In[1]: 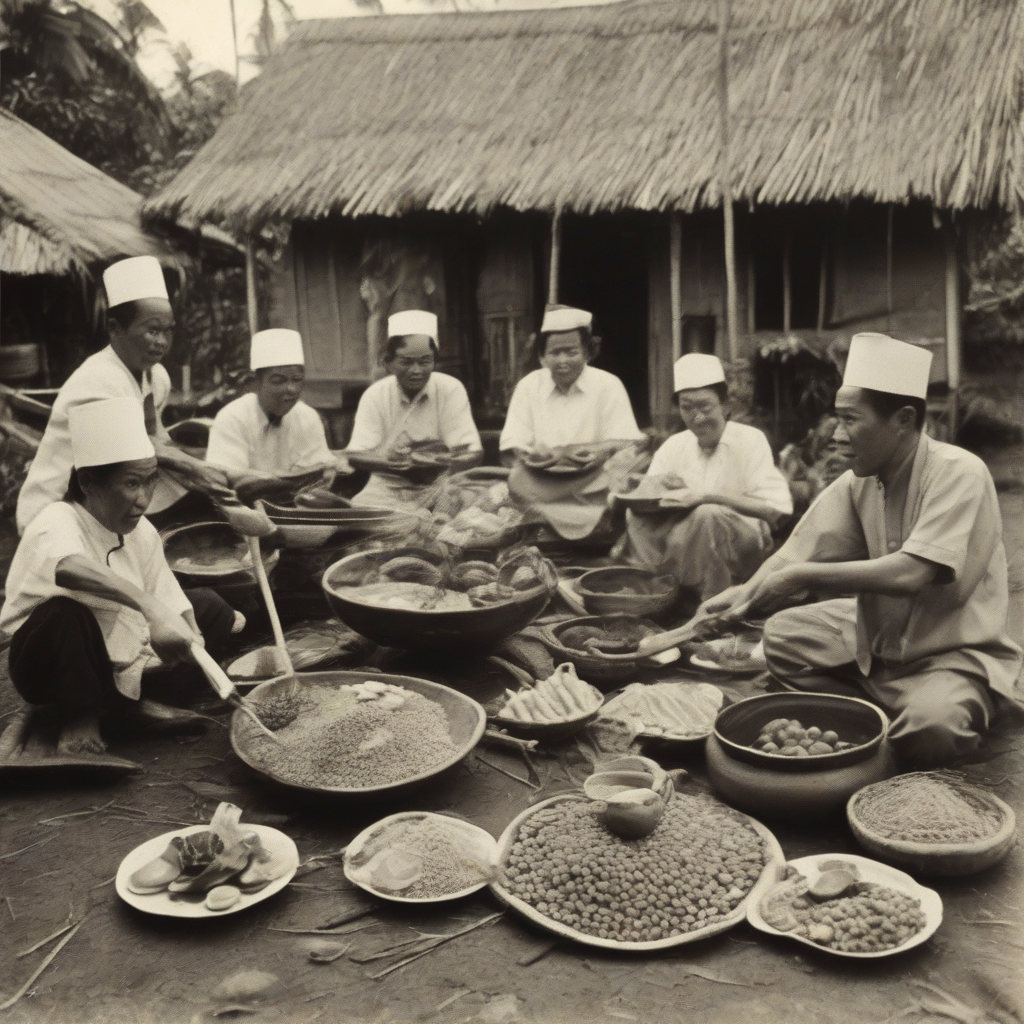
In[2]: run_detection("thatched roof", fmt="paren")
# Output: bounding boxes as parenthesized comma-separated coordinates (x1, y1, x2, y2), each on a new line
(0, 109, 178, 277)
(146, 0, 1024, 229)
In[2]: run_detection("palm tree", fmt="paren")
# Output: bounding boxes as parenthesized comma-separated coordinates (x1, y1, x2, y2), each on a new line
(0, 0, 169, 129)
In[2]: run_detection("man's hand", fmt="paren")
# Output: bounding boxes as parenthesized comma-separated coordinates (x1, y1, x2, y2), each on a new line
(182, 460, 236, 502)
(659, 487, 703, 510)
(697, 583, 750, 621)
(145, 605, 196, 666)
(334, 453, 355, 476)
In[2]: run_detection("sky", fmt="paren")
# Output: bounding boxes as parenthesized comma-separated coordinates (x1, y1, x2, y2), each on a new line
(84, 0, 619, 92)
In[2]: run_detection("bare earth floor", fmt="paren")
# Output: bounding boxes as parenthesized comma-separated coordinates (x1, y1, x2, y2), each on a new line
(1, 449, 1023, 1024)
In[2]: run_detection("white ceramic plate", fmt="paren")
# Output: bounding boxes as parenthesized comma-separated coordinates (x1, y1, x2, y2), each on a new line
(490, 794, 785, 951)
(344, 811, 498, 903)
(115, 824, 298, 919)
(746, 852, 943, 958)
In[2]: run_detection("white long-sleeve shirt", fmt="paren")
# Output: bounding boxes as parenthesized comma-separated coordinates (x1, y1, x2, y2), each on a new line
(206, 394, 332, 474)
(499, 366, 643, 451)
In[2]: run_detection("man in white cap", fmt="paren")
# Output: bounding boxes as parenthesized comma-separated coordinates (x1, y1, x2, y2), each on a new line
(620, 353, 792, 599)
(703, 333, 1022, 766)
(498, 305, 647, 542)
(1, 398, 242, 756)
(345, 309, 482, 509)
(16, 255, 234, 534)
(206, 329, 337, 488)
(500, 305, 643, 458)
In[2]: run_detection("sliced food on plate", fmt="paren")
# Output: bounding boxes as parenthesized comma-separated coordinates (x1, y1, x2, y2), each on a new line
(598, 681, 724, 740)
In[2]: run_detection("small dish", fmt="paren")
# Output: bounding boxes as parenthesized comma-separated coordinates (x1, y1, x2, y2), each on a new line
(344, 812, 497, 903)
(747, 853, 943, 959)
(115, 824, 298, 918)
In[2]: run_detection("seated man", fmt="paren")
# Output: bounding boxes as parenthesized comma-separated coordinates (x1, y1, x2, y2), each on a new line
(500, 305, 647, 541)
(0, 398, 241, 756)
(346, 310, 482, 510)
(621, 353, 792, 599)
(702, 333, 1022, 766)
(206, 329, 338, 488)
(16, 256, 234, 534)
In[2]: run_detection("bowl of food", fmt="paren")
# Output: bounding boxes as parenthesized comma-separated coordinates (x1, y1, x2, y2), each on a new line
(491, 792, 785, 950)
(161, 521, 280, 589)
(597, 681, 725, 746)
(847, 773, 1017, 876)
(490, 663, 604, 741)
(540, 614, 680, 684)
(343, 812, 498, 903)
(576, 568, 679, 618)
(230, 671, 487, 798)
(321, 549, 551, 654)
(706, 693, 896, 819)
(748, 853, 942, 958)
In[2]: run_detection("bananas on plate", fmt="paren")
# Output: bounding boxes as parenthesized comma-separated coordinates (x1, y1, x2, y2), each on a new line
(497, 663, 602, 724)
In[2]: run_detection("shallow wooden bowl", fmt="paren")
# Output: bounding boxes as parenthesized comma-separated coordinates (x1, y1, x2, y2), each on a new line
(161, 520, 280, 584)
(847, 776, 1017, 876)
(321, 550, 550, 654)
(576, 567, 679, 617)
(230, 670, 486, 797)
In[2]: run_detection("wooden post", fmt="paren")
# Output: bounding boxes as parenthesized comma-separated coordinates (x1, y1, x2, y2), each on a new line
(782, 231, 792, 333)
(717, 0, 740, 361)
(670, 212, 683, 361)
(228, 0, 240, 87)
(944, 220, 961, 431)
(548, 208, 562, 305)
(245, 237, 259, 337)
(886, 203, 894, 332)
(816, 238, 827, 333)
(746, 249, 756, 336)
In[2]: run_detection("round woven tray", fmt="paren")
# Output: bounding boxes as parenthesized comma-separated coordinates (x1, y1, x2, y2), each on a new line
(847, 775, 1017, 876)
(490, 793, 785, 951)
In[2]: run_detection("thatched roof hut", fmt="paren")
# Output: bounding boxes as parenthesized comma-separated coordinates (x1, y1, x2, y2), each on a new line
(146, 0, 1024, 230)
(0, 109, 178, 277)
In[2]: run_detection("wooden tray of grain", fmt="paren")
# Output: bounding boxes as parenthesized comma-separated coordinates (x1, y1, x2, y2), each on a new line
(491, 792, 784, 951)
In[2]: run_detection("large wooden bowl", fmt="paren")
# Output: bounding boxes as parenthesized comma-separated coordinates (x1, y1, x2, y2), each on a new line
(230, 670, 486, 797)
(847, 775, 1017, 876)
(576, 567, 679, 617)
(490, 794, 785, 951)
(161, 521, 280, 588)
(321, 550, 550, 654)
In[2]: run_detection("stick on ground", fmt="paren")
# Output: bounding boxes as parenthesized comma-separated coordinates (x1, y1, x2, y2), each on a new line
(0, 920, 83, 1011)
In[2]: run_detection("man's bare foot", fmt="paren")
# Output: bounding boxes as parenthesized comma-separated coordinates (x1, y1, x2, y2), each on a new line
(57, 714, 106, 755)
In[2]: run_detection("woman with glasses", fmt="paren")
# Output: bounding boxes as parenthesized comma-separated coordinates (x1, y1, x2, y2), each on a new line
(345, 310, 482, 510)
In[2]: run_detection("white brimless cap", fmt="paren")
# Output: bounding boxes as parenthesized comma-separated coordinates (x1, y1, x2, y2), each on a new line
(843, 332, 932, 399)
(387, 310, 438, 342)
(674, 353, 726, 393)
(69, 398, 155, 468)
(103, 256, 168, 308)
(540, 306, 592, 333)
(250, 328, 305, 371)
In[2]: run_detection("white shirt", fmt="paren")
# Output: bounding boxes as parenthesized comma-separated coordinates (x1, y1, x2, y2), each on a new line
(0, 501, 193, 699)
(206, 393, 332, 474)
(647, 420, 793, 515)
(499, 365, 644, 451)
(16, 346, 174, 534)
(347, 373, 481, 453)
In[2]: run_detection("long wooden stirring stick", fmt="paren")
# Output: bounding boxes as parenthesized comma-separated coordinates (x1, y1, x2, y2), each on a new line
(189, 642, 281, 743)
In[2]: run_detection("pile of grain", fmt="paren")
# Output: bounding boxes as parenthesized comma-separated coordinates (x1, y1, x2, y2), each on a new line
(854, 773, 1004, 844)
(356, 816, 493, 898)
(501, 794, 766, 943)
(242, 684, 459, 789)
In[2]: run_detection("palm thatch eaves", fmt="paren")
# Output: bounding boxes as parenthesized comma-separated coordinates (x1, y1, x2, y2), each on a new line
(145, 0, 1024, 232)
(0, 108, 178, 277)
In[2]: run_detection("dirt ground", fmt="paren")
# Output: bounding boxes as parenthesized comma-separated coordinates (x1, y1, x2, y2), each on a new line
(2, 451, 1024, 1024)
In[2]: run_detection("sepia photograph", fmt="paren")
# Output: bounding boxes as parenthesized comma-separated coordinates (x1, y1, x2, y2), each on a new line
(0, 0, 1022, 1021)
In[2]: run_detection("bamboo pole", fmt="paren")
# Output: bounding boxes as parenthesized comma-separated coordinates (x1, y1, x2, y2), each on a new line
(886, 204, 894, 331)
(245, 237, 259, 336)
(548, 208, 562, 305)
(746, 249, 756, 336)
(816, 238, 827, 333)
(782, 231, 792, 333)
(717, 0, 740, 362)
(944, 218, 961, 431)
(229, 0, 240, 87)
(670, 212, 683, 361)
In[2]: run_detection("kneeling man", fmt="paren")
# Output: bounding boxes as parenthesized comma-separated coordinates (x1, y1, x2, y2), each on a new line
(703, 333, 1022, 766)
(0, 398, 240, 755)
(622, 353, 792, 599)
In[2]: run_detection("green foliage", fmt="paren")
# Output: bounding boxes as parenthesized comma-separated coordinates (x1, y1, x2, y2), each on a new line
(964, 207, 1024, 346)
